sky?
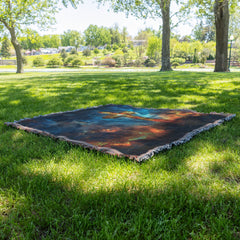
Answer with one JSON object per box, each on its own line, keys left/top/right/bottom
{"left": 41, "top": 1, "right": 195, "bottom": 37}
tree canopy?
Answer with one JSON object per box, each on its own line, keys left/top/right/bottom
{"left": 0, "top": 0, "right": 83, "bottom": 73}
{"left": 84, "top": 25, "right": 111, "bottom": 47}
{"left": 61, "top": 30, "right": 83, "bottom": 49}
{"left": 0, "top": 36, "right": 11, "bottom": 59}
{"left": 0, "top": 0, "right": 59, "bottom": 30}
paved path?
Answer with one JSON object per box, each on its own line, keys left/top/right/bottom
{"left": 0, "top": 68, "right": 239, "bottom": 73}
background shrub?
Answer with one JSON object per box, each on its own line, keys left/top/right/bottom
{"left": 64, "top": 56, "right": 83, "bottom": 67}
{"left": 106, "top": 45, "right": 112, "bottom": 51}
{"left": 112, "top": 44, "right": 119, "bottom": 51}
{"left": 70, "top": 48, "right": 78, "bottom": 55}
{"left": 123, "top": 53, "right": 130, "bottom": 67}
{"left": 33, "top": 56, "right": 45, "bottom": 67}
{"left": 94, "top": 48, "right": 99, "bottom": 54}
{"left": 133, "top": 58, "right": 143, "bottom": 67}
{"left": 103, "top": 49, "right": 108, "bottom": 55}
{"left": 144, "top": 58, "right": 156, "bottom": 67}
{"left": 64, "top": 56, "right": 75, "bottom": 66}
{"left": 170, "top": 58, "right": 185, "bottom": 65}
{"left": 71, "top": 57, "right": 83, "bottom": 67}
{"left": 94, "top": 58, "right": 101, "bottom": 66}
{"left": 47, "top": 57, "right": 63, "bottom": 68}
{"left": 122, "top": 47, "right": 128, "bottom": 53}
{"left": 126, "top": 60, "right": 134, "bottom": 67}
{"left": 82, "top": 49, "right": 91, "bottom": 57}
{"left": 102, "top": 57, "right": 116, "bottom": 67}
{"left": 60, "top": 49, "right": 68, "bottom": 60}
{"left": 112, "top": 55, "right": 123, "bottom": 67}
{"left": 171, "top": 62, "right": 180, "bottom": 68}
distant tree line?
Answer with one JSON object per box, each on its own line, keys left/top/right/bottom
{"left": 13, "top": 25, "right": 130, "bottom": 52}
{"left": 1, "top": 26, "right": 240, "bottom": 67}
{"left": 0, "top": 0, "right": 239, "bottom": 73}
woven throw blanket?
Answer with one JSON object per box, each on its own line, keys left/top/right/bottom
{"left": 5, "top": 104, "right": 235, "bottom": 162}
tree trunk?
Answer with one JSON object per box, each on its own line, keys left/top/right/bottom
{"left": 9, "top": 27, "right": 24, "bottom": 73}
{"left": 160, "top": 0, "right": 172, "bottom": 71}
{"left": 214, "top": 0, "right": 229, "bottom": 72}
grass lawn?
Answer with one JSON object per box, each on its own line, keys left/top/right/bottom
{"left": 0, "top": 71, "right": 239, "bottom": 239}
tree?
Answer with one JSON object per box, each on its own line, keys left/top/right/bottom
{"left": 61, "top": 30, "right": 83, "bottom": 49}
{"left": 121, "top": 27, "right": 129, "bottom": 44}
{"left": 1, "top": 36, "right": 11, "bottom": 59}
{"left": 193, "top": 21, "right": 215, "bottom": 42}
{"left": 159, "top": 0, "right": 172, "bottom": 71}
{"left": 229, "top": 5, "right": 240, "bottom": 40}
{"left": 96, "top": 0, "right": 176, "bottom": 71}
{"left": 188, "top": 0, "right": 239, "bottom": 72}
{"left": 214, "top": 0, "right": 229, "bottom": 71}
{"left": 0, "top": 0, "right": 60, "bottom": 73}
{"left": 40, "top": 34, "right": 61, "bottom": 48}
{"left": 60, "top": 49, "right": 68, "bottom": 60}
{"left": 109, "top": 24, "right": 121, "bottom": 45}
{"left": 84, "top": 25, "right": 111, "bottom": 47}
{"left": 0, "top": 0, "right": 82, "bottom": 73}
{"left": 20, "top": 29, "right": 42, "bottom": 51}
{"left": 134, "top": 28, "right": 154, "bottom": 44}
{"left": 146, "top": 36, "right": 162, "bottom": 63}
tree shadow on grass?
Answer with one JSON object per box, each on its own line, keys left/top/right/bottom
{"left": 0, "top": 71, "right": 240, "bottom": 239}
{"left": 1, "top": 71, "right": 239, "bottom": 169}
{"left": 0, "top": 71, "right": 213, "bottom": 120}
{"left": 1, "top": 71, "right": 239, "bottom": 152}
{"left": 1, "top": 140, "right": 240, "bottom": 239}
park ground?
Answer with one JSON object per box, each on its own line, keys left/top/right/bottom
{"left": 0, "top": 71, "right": 240, "bottom": 239}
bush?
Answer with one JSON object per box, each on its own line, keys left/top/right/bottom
{"left": 71, "top": 57, "right": 83, "bottom": 67}
{"left": 103, "top": 49, "right": 108, "bottom": 55}
{"left": 47, "top": 57, "right": 63, "bottom": 68}
{"left": 123, "top": 53, "right": 130, "bottom": 67}
{"left": 112, "top": 55, "right": 123, "bottom": 67}
{"left": 129, "top": 43, "right": 134, "bottom": 50}
{"left": 171, "top": 62, "right": 180, "bottom": 68}
{"left": 106, "top": 45, "right": 112, "bottom": 51}
{"left": 208, "top": 54, "right": 215, "bottom": 60}
{"left": 144, "top": 58, "right": 156, "bottom": 67}
{"left": 70, "top": 48, "right": 78, "bottom": 55}
{"left": 93, "top": 48, "right": 99, "bottom": 54}
{"left": 146, "top": 36, "right": 161, "bottom": 62}
{"left": 125, "top": 60, "right": 134, "bottom": 67}
{"left": 133, "top": 58, "right": 143, "bottom": 67}
{"left": 232, "top": 48, "right": 240, "bottom": 62}
{"left": 60, "top": 49, "right": 68, "bottom": 60}
{"left": 200, "top": 56, "right": 207, "bottom": 64}
{"left": 82, "top": 49, "right": 91, "bottom": 57}
{"left": 193, "top": 49, "right": 199, "bottom": 63}
{"left": 102, "top": 57, "right": 116, "bottom": 67}
{"left": 64, "top": 56, "right": 75, "bottom": 66}
{"left": 94, "top": 58, "right": 101, "bottom": 66}
{"left": 64, "top": 56, "right": 83, "bottom": 67}
{"left": 122, "top": 47, "right": 128, "bottom": 53}
{"left": 173, "top": 50, "right": 187, "bottom": 59}
{"left": 33, "top": 56, "right": 45, "bottom": 67}
{"left": 112, "top": 44, "right": 119, "bottom": 51}
{"left": 170, "top": 58, "right": 185, "bottom": 65}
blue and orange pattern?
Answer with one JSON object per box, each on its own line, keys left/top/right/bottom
{"left": 8, "top": 104, "right": 234, "bottom": 161}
